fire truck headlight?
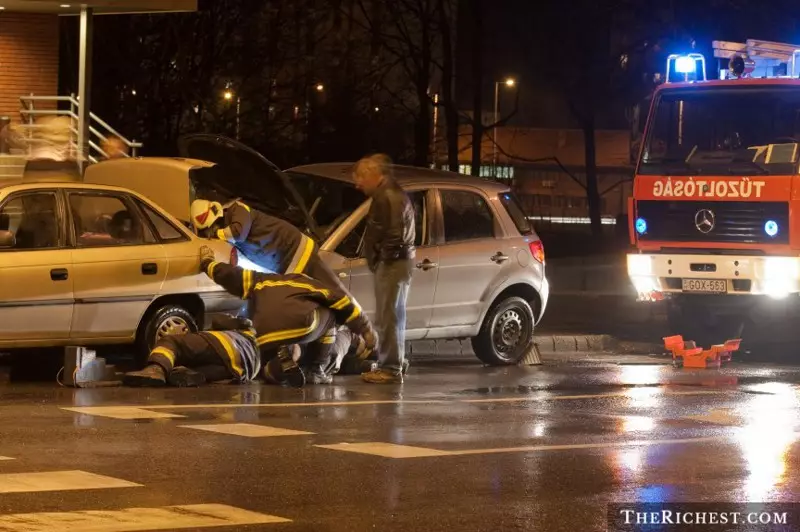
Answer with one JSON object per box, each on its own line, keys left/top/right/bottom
{"left": 675, "top": 56, "right": 696, "bottom": 74}
{"left": 762, "top": 257, "right": 800, "bottom": 299}
{"left": 764, "top": 220, "right": 779, "bottom": 238}
{"left": 635, "top": 217, "right": 647, "bottom": 235}
{"left": 627, "top": 254, "right": 653, "bottom": 276}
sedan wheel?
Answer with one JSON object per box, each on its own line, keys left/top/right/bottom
{"left": 471, "top": 296, "right": 535, "bottom": 366}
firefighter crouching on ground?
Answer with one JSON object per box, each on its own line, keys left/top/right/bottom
{"left": 121, "top": 314, "right": 303, "bottom": 388}
{"left": 199, "top": 245, "right": 378, "bottom": 384}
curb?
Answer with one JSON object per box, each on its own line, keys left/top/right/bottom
{"left": 408, "top": 336, "right": 663, "bottom": 356}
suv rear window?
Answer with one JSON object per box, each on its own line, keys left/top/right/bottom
{"left": 499, "top": 192, "right": 533, "bottom": 235}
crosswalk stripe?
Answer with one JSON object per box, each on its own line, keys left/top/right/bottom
{"left": 0, "top": 503, "right": 290, "bottom": 531}
{"left": 61, "top": 407, "right": 186, "bottom": 420}
{"left": 317, "top": 435, "right": 730, "bottom": 459}
{"left": 181, "top": 423, "right": 314, "bottom": 438}
{"left": 0, "top": 470, "right": 141, "bottom": 494}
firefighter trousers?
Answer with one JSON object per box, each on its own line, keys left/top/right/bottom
{"left": 149, "top": 334, "right": 235, "bottom": 382}
{"left": 261, "top": 307, "right": 338, "bottom": 377}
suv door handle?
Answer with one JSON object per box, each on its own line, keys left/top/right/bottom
{"left": 338, "top": 271, "right": 348, "bottom": 279}
{"left": 416, "top": 259, "right": 438, "bottom": 271}
{"left": 50, "top": 268, "right": 69, "bottom": 281}
{"left": 141, "top": 263, "right": 158, "bottom": 275}
{"left": 491, "top": 252, "right": 509, "bottom": 263}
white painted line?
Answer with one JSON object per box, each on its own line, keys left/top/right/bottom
{"left": 316, "top": 435, "right": 728, "bottom": 459}
{"left": 317, "top": 442, "right": 453, "bottom": 458}
{"left": 62, "top": 390, "right": 735, "bottom": 419}
{"left": 181, "top": 423, "right": 314, "bottom": 438}
{"left": 0, "top": 456, "right": 13, "bottom": 461}
{"left": 62, "top": 407, "right": 187, "bottom": 420}
{"left": 0, "top": 470, "right": 141, "bottom": 494}
{"left": 0, "top": 503, "right": 290, "bottom": 531}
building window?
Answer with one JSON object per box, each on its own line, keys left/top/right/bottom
{"left": 453, "top": 164, "right": 514, "bottom": 179}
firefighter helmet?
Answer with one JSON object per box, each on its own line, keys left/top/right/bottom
{"left": 190, "top": 199, "right": 224, "bottom": 230}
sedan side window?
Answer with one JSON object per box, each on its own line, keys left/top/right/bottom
{"left": 69, "top": 193, "right": 155, "bottom": 247}
{"left": 440, "top": 190, "right": 495, "bottom": 242}
{"left": 334, "top": 190, "right": 428, "bottom": 259}
{"left": 0, "top": 192, "right": 60, "bottom": 250}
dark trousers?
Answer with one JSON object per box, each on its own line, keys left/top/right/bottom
{"left": 261, "top": 307, "right": 337, "bottom": 376}
{"left": 374, "top": 259, "right": 413, "bottom": 374}
{"left": 149, "top": 334, "right": 233, "bottom": 382}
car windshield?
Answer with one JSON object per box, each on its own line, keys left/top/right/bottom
{"left": 639, "top": 86, "right": 800, "bottom": 176}
{"left": 286, "top": 171, "right": 367, "bottom": 237}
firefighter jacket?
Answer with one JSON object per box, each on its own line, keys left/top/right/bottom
{"left": 201, "top": 314, "right": 261, "bottom": 384}
{"left": 201, "top": 257, "right": 374, "bottom": 348}
{"left": 215, "top": 201, "right": 316, "bottom": 275}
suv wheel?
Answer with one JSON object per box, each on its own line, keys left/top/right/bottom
{"left": 135, "top": 305, "right": 198, "bottom": 368}
{"left": 471, "top": 296, "right": 535, "bottom": 365}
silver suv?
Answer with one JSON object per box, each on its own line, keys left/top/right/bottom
{"left": 287, "top": 164, "right": 550, "bottom": 365}
{"left": 104, "top": 135, "right": 550, "bottom": 365}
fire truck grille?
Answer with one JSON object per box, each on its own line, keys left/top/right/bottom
{"left": 636, "top": 201, "right": 789, "bottom": 244}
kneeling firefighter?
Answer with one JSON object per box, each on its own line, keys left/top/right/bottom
{"left": 122, "top": 315, "right": 304, "bottom": 388}
{"left": 200, "top": 246, "right": 377, "bottom": 384}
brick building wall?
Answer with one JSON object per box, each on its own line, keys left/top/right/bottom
{"left": 0, "top": 13, "right": 59, "bottom": 122}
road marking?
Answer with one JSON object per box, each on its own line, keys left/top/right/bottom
{"left": 59, "top": 390, "right": 733, "bottom": 419}
{"left": 317, "top": 442, "right": 453, "bottom": 458}
{"left": 684, "top": 408, "right": 742, "bottom": 426}
{"left": 181, "top": 423, "right": 314, "bottom": 438}
{"left": 0, "top": 456, "right": 12, "bottom": 461}
{"left": 317, "top": 436, "right": 727, "bottom": 459}
{"left": 62, "top": 407, "right": 187, "bottom": 420}
{"left": 0, "top": 470, "right": 141, "bottom": 494}
{"left": 0, "top": 503, "right": 290, "bottom": 531}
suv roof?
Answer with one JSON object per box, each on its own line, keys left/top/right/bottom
{"left": 289, "top": 162, "right": 511, "bottom": 193}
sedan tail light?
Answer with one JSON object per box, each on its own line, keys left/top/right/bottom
{"left": 529, "top": 240, "right": 545, "bottom": 264}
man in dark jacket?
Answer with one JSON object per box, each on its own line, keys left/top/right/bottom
{"left": 353, "top": 154, "right": 415, "bottom": 384}
{"left": 121, "top": 314, "right": 306, "bottom": 387}
{"left": 199, "top": 246, "right": 377, "bottom": 384}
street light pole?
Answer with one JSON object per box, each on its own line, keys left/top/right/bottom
{"left": 493, "top": 78, "right": 515, "bottom": 178}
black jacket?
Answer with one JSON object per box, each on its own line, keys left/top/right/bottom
{"left": 216, "top": 201, "right": 316, "bottom": 275}
{"left": 363, "top": 179, "right": 416, "bottom": 271}
{"left": 201, "top": 257, "right": 374, "bottom": 348}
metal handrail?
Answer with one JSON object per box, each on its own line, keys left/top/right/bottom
{"left": 18, "top": 93, "right": 142, "bottom": 164}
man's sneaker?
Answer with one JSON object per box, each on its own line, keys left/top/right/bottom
{"left": 362, "top": 368, "right": 403, "bottom": 384}
{"left": 123, "top": 364, "right": 166, "bottom": 387}
{"left": 402, "top": 359, "right": 410, "bottom": 375}
{"left": 307, "top": 371, "right": 333, "bottom": 385}
{"left": 167, "top": 366, "right": 206, "bottom": 388}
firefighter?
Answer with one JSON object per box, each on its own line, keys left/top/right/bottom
{"left": 199, "top": 246, "right": 377, "bottom": 384}
{"left": 121, "top": 315, "right": 305, "bottom": 388}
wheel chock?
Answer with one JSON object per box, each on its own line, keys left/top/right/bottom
{"left": 662, "top": 336, "right": 741, "bottom": 369}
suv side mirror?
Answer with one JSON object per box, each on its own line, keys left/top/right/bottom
{"left": 0, "top": 230, "right": 15, "bottom": 249}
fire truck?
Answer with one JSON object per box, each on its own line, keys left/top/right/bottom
{"left": 627, "top": 39, "right": 800, "bottom": 344}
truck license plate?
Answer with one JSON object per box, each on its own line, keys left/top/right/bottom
{"left": 681, "top": 279, "right": 727, "bottom": 293}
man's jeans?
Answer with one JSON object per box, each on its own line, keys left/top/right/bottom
{"left": 374, "top": 259, "right": 413, "bottom": 375}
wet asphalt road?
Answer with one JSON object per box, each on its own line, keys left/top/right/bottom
{"left": 1, "top": 352, "right": 800, "bottom": 531}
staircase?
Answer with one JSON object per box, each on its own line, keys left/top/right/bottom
{"left": 9, "top": 94, "right": 142, "bottom": 168}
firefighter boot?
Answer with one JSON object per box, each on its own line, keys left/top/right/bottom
{"left": 123, "top": 364, "right": 167, "bottom": 387}
{"left": 263, "top": 346, "right": 305, "bottom": 388}
{"left": 167, "top": 366, "right": 207, "bottom": 387}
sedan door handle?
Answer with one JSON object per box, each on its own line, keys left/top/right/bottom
{"left": 50, "top": 268, "right": 69, "bottom": 281}
{"left": 491, "top": 252, "right": 509, "bottom": 263}
{"left": 141, "top": 263, "right": 158, "bottom": 275}
{"left": 416, "top": 259, "right": 438, "bottom": 271}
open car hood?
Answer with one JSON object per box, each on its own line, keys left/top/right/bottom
{"left": 177, "top": 134, "right": 320, "bottom": 240}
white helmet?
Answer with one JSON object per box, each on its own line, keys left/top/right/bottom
{"left": 190, "top": 199, "right": 224, "bottom": 230}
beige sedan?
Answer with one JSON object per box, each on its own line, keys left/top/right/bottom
{"left": 0, "top": 161, "right": 241, "bottom": 362}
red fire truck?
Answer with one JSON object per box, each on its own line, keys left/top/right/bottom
{"left": 627, "top": 39, "right": 800, "bottom": 343}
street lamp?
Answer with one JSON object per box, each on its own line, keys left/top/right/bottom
{"left": 493, "top": 77, "right": 517, "bottom": 176}
{"left": 222, "top": 88, "right": 240, "bottom": 140}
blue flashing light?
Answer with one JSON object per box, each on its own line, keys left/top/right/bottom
{"left": 635, "top": 217, "right": 647, "bottom": 235}
{"left": 675, "top": 56, "right": 696, "bottom": 74}
{"left": 765, "top": 220, "right": 779, "bottom": 238}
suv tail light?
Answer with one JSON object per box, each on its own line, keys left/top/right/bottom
{"left": 230, "top": 247, "right": 238, "bottom": 266}
{"left": 529, "top": 240, "right": 545, "bottom": 264}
